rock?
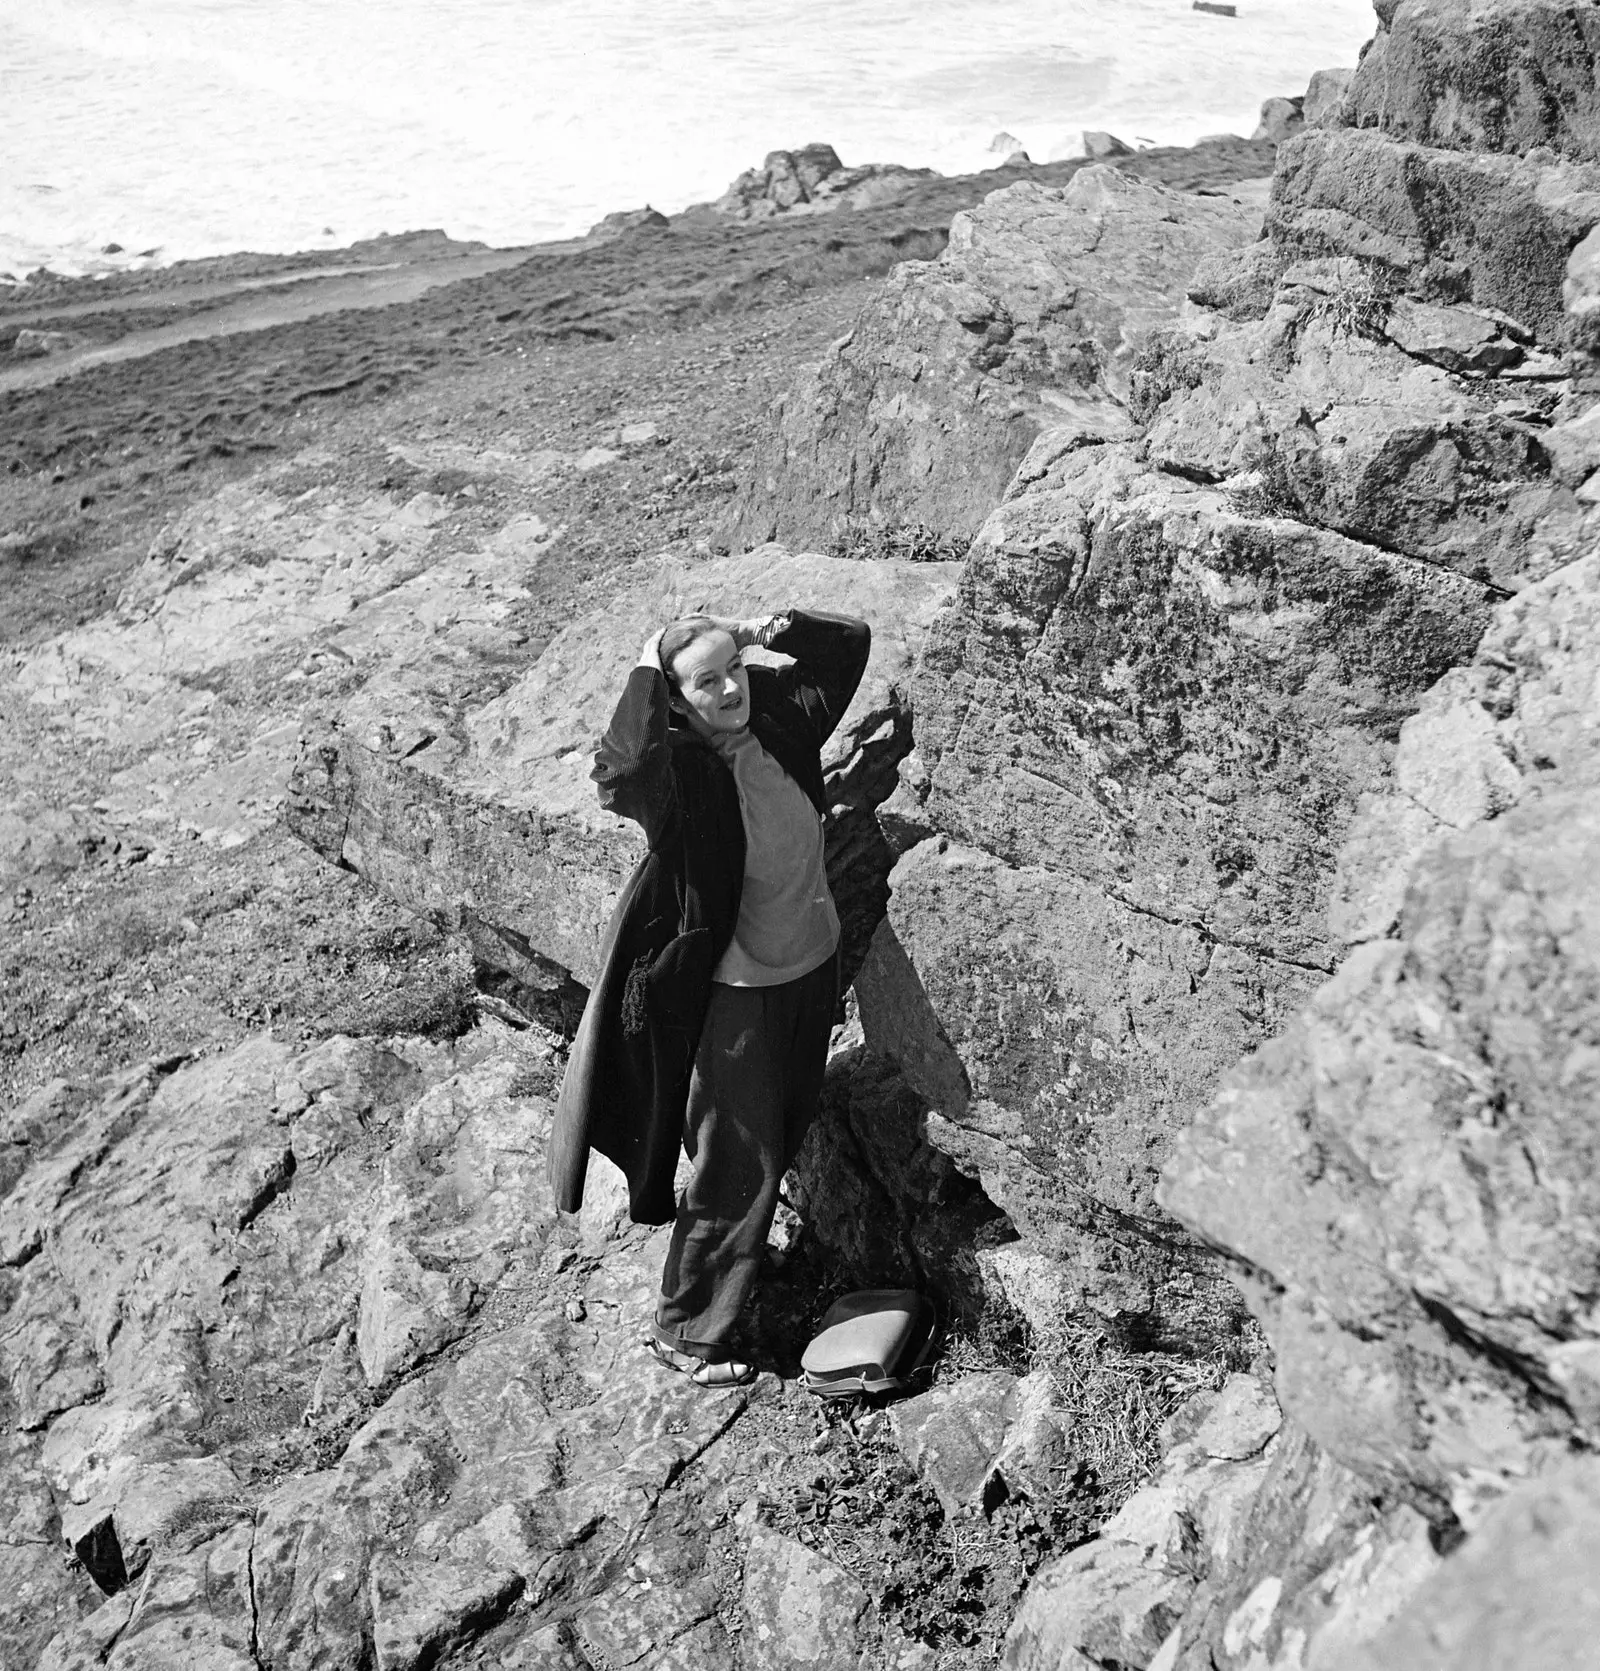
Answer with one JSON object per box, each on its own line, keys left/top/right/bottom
{"left": 729, "top": 169, "right": 1263, "bottom": 551}
{"left": 45, "top": 1520, "right": 259, "bottom": 1671}
{"left": 1355, "top": 1457, "right": 1600, "bottom": 1671}
{"left": 285, "top": 547, "right": 959, "bottom": 999}
{"left": 1252, "top": 96, "right": 1305, "bottom": 146}
{"left": 1141, "top": 263, "right": 1552, "bottom": 585}
{"left": 1082, "top": 131, "right": 1134, "bottom": 160}
{"left": 13, "top": 328, "right": 73, "bottom": 357}
{"left": 1302, "top": 65, "right": 1354, "bottom": 128}
{"left": 708, "top": 144, "right": 935, "bottom": 222}
{"left": 1162, "top": 1372, "right": 1280, "bottom": 1463}
{"left": 1328, "top": 551, "right": 1600, "bottom": 944}
{"left": 1267, "top": 127, "right": 1600, "bottom": 344}
{"left": 891, "top": 1371, "right": 1018, "bottom": 1515}
{"left": 988, "top": 132, "right": 1031, "bottom": 166}
{"left": 1563, "top": 222, "right": 1600, "bottom": 352}
{"left": 575, "top": 1534, "right": 730, "bottom": 1668}
{"left": 370, "top": 1555, "right": 524, "bottom": 1670}
{"left": 740, "top": 1526, "right": 871, "bottom": 1671}
{"left": 0, "top": 1537, "right": 102, "bottom": 1671}
{"left": 1185, "top": 240, "right": 1285, "bottom": 321}
{"left": 12, "top": 474, "right": 568, "bottom": 854}
{"left": 857, "top": 440, "right": 1493, "bottom": 1325}
{"left": 1002, "top": 1534, "right": 1194, "bottom": 1671}
{"left": 1162, "top": 552, "right": 1600, "bottom": 1511}
{"left": 1383, "top": 294, "right": 1529, "bottom": 373}
{"left": 789, "top": 1038, "right": 1009, "bottom": 1322}
{"left": 1344, "top": 0, "right": 1600, "bottom": 163}
{"left": 584, "top": 205, "right": 669, "bottom": 241}
{"left": 989, "top": 1371, "right": 1074, "bottom": 1505}
{"left": 4, "top": 1015, "right": 818, "bottom": 1671}
{"left": 1011, "top": 1389, "right": 1442, "bottom": 1670}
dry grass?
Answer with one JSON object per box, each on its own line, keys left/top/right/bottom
{"left": 828, "top": 520, "right": 971, "bottom": 564}
{"left": 1033, "top": 1318, "right": 1237, "bottom": 1508}
{"left": 1312, "top": 261, "right": 1393, "bottom": 342}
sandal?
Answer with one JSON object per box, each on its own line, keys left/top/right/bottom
{"left": 647, "top": 1335, "right": 755, "bottom": 1388}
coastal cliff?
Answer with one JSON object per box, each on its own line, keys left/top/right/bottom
{"left": 4, "top": 3, "right": 1600, "bottom": 1668}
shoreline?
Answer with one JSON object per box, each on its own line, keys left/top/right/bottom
{"left": 0, "top": 135, "right": 1278, "bottom": 397}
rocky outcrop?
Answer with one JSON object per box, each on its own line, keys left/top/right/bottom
{"left": 1352, "top": 1456, "right": 1600, "bottom": 1670}
{"left": 709, "top": 145, "right": 937, "bottom": 221}
{"left": 1162, "top": 553, "right": 1600, "bottom": 1518}
{"left": 1143, "top": 258, "right": 1556, "bottom": 587}
{"left": 1342, "top": 0, "right": 1600, "bottom": 162}
{"left": 854, "top": 433, "right": 1493, "bottom": 1341}
{"left": 284, "top": 548, "right": 960, "bottom": 1003}
{"left": 728, "top": 167, "right": 1267, "bottom": 551}
{"left": 1267, "top": 127, "right": 1600, "bottom": 342}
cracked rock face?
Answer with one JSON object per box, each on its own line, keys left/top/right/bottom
{"left": 728, "top": 168, "right": 1267, "bottom": 551}
{"left": 1162, "top": 553, "right": 1600, "bottom": 1516}
{"left": 1341, "top": 0, "right": 1600, "bottom": 164}
{"left": 856, "top": 434, "right": 1492, "bottom": 1336}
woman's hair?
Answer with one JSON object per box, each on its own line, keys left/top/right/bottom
{"left": 657, "top": 615, "right": 719, "bottom": 694}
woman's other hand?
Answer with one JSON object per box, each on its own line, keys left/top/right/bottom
{"left": 698, "top": 613, "right": 781, "bottom": 650}
{"left": 638, "top": 628, "right": 665, "bottom": 671}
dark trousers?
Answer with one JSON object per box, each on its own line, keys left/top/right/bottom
{"left": 654, "top": 953, "right": 837, "bottom": 1360}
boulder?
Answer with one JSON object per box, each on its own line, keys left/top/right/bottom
{"left": 1343, "top": 0, "right": 1600, "bottom": 163}
{"left": 1185, "top": 241, "right": 1285, "bottom": 321}
{"left": 1002, "top": 1535, "right": 1192, "bottom": 1671}
{"left": 12, "top": 328, "right": 73, "bottom": 358}
{"left": 1252, "top": 96, "right": 1305, "bottom": 146}
{"left": 857, "top": 440, "right": 1494, "bottom": 1317}
{"left": 1302, "top": 66, "right": 1354, "bottom": 128}
{"left": 891, "top": 1371, "right": 1018, "bottom": 1516}
{"left": 284, "top": 547, "right": 959, "bottom": 1003}
{"left": 1267, "top": 127, "right": 1600, "bottom": 344}
{"left": 1082, "top": 131, "right": 1134, "bottom": 160}
{"left": 1563, "top": 221, "right": 1600, "bottom": 351}
{"left": 1162, "top": 550, "right": 1600, "bottom": 1512}
{"left": 584, "top": 206, "right": 669, "bottom": 241}
{"left": 788, "top": 1036, "right": 1010, "bottom": 1323}
{"left": 729, "top": 168, "right": 1265, "bottom": 551}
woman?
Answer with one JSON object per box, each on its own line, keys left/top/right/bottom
{"left": 548, "top": 606, "right": 871, "bottom": 1386}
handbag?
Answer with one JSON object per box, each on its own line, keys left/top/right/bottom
{"left": 800, "top": 1289, "right": 937, "bottom": 1399}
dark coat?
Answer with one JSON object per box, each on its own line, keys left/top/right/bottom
{"left": 547, "top": 610, "right": 871, "bottom": 1224}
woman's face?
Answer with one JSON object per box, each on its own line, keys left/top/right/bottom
{"left": 667, "top": 629, "right": 750, "bottom": 735}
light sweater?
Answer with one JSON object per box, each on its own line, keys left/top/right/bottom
{"left": 710, "top": 727, "right": 839, "bottom": 986}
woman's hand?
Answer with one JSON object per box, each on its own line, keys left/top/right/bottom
{"left": 637, "top": 628, "right": 665, "bottom": 671}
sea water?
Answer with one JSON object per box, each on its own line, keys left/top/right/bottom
{"left": 0, "top": 0, "right": 1375, "bottom": 280}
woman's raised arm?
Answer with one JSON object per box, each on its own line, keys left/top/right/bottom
{"left": 590, "top": 631, "right": 678, "bottom": 838}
